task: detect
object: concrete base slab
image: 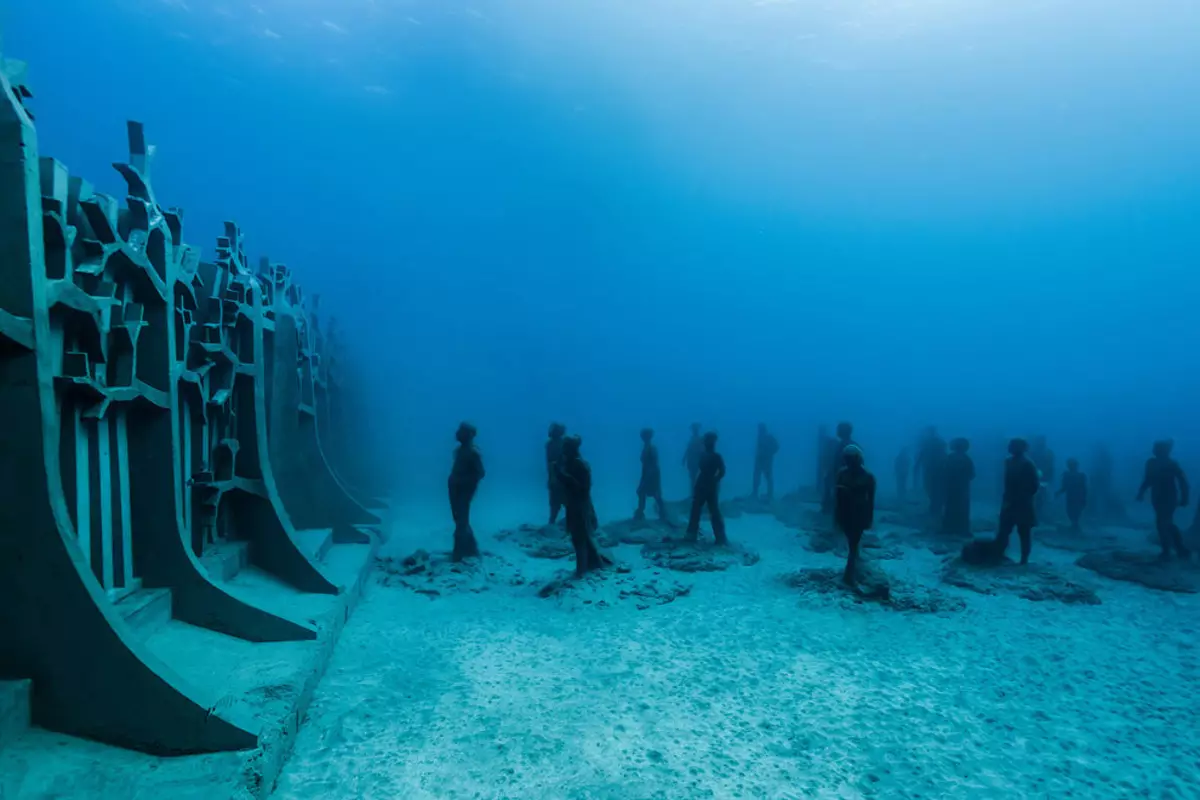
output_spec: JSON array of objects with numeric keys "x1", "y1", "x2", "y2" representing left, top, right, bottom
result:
[
  {"x1": 0, "y1": 680, "x2": 30, "y2": 749},
  {"x1": 200, "y1": 541, "x2": 251, "y2": 582},
  {"x1": 0, "y1": 540, "x2": 376, "y2": 799}
]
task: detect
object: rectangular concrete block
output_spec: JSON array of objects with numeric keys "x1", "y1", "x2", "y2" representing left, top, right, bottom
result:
[
  {"x1": 115, "y1": 588, "x2": 173, "y2": 636},
  {"x1": 200, "y1": 540, "x2": 250, "y2": 582},
  {"x1": 0, "y1": 679, "x2": 31, "y2": 748},
  {"x1": 293, "y1": 528, "x2": 333, "y2": 563}
]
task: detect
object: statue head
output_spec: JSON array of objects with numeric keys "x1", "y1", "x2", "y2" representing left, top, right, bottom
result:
[
  {"x1": 691, "y1": 422, "x2": 702, "y2": 435},
  {"x1": 1008, "y1": 437, "x2": 1029, "y2": 457},
  {"x1": 640, "y1": 427, "x2": 654, "y2": 443},
  {"x1": 758, "y1": 422, "x2": 768, "y2": 435},
  {"x1": 1153, "y1": 439, "x2": 1174, "y2": 458},
  {"x1": 548, "y1": 422, "x2": 566, "y2": 439},
  {"x1": 836, "y1": 421, "x2": 853, "y2": 440},
  {"x1": 563, "y1": 434, "x2": 583, "y2": 457},
  {"x1": 703, "y1": 431, "x2": 718, "y2": 451},
  {"x1": 842, "y1": 444, "x2": 865, "y2": 468},
  {"x1": 1066, "y1": 457, "x2": 1079, "y2": 471},
  {"x1": 950, "y1": 437, "x2": 970, "y2": 454},
  {"x1": 455, "y1": 421, "x2": 477, "y2": 445}
]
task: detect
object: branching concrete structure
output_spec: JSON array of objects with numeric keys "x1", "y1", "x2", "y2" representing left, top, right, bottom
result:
[{"x1": 0, "y1": 57, "x2": 384, "y2": 768}]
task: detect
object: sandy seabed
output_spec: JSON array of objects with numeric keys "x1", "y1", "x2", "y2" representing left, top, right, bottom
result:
[{"x1": 271, "y1": 493, "x2": 1200, "y2": 800}]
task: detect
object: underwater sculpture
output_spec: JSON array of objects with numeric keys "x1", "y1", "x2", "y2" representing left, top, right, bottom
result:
[
  {"x1": 893, "y1": 445, "x2": 911, "y2": 502},
  {"x1": 448, "y1": 422, "x2": 485, "y2": 561},
  {"x1": 546, "y1": 422, "x2": 567, "y2": 525},
  {"x1": 821, "y1": 421, "x2": 857, "y2": 513},
  {"x1": 942, "y1": 437, "x2": 975, "y2": 536},
  {"x1": 634, "y1": 427, "x2": 667, "y2": 521},
  {"x1": 556, "y1": 435, "x2": 610, "y2": 575},
  {"x1": 1030, "y1": 434, "x2": 1056, "y2": 521},
  {"x1": 0, "y1": 60, "x2": 381, "y2": 756},
  {"x1": 752, "y1": 422, "x2": 779, "y2": 501},
  {"x1": 834, "y1": 445, "x2": 877, "y2": 585},
  {"x1": 1089, "y1": 442, "x2": 1127, "y2": 523},
  {"x1": 995, "y1": 437, "x2": 1041, "y2": 565},
  {"x1": 682, "y1": 421, "x2": 703, "y2": 493},
  {"x1": 915, "y1": 426, "x2": 948, "y2": 516},
  {"x1": 1056, "y1": 458, "x2": 1088, "y2": 532},
  {"x1": 1137, "y1": 439, "x2": 1190, "y2": 560},
  {"x1": 686, "y1": 431, "x2": 728, "y2": 545}
]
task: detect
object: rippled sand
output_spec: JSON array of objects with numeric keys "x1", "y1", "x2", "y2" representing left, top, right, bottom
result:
[{"x1": 272, "y1": 494, "x2": 1200, "y2": 800}]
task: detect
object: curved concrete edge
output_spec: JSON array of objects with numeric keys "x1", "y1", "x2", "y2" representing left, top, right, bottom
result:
[{"x1": 242, "y1": 284, "x2": 337, "y2": 595}]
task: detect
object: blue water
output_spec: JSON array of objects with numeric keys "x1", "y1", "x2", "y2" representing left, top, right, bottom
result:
[{"x1": 8, "y1": 0, "x2": 1200, "y2": 501}]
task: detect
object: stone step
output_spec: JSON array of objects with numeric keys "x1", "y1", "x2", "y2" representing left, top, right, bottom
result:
[
  {"x1": 114, "y1": 587, "x2": 173, "y2": 636},
  {"x1": 0, "y1": 679, "x2": 31, "y2": 749},
  {"x1": 200, "y1": 540, "x2": 250, "y2": 582},
  {"x1": 293, "y1": 528, "x2": 334, "y2": 563}
]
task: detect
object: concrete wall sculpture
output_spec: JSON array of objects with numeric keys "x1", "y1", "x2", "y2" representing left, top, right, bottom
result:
[{"x1": 0, "y1": 60, "x2": 382, "y2": 755}]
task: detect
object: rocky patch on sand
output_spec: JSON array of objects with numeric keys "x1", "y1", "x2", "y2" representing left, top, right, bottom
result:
[
  {"x1": 376, "y1": 549, "x2": 527, "y2": 597},
  {"x1": 537, "y1": 564, "x2": 692, "y2": 611},
  {"x1": 941, "y1": 557, "x2": 1101, "y2": 605},
  {"x1": 639, "y1": 538, "x2": 761, "y2": 573},
  {"x1": 1036, "y1": 526, "x2": 1122, "y2": 554},
  {"x1": 1076, "y1": 550, "x2": 1200, "y2": 594},
  {"x1": 597, "y1": 517, "x2": 679, "y2": 547},
  {"x1": 782, "y1": 563, "x2": 964, "y2": 613},
  {"x1": 494, "y1": 522, "x2": 576, "y2": 560}
]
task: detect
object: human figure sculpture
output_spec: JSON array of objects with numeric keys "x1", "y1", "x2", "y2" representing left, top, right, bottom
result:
[
  {"x1": 942, "y1": 437, "x2": 975, "y2": 537},
  {"x1": 1137, "y1": 439, "x2": 1190, "y2": 560},
  {"x1": 1056, "y1": 458, "x2": 1088, "y2": 532},
  {"x1": 1030, "y1": 434, "x2": 1056, "y2": 521},
  {"x1": 448, "y1": 422, "x2": 485, "y2": 562},
  {"x1": 915, "y1": 426, "x2": 948, "y2": 516},
  {"x1": 752, "y1": 422, "x2": 779, "y2": 501},
  {"x1": 835, "y1": 444, "x2": 876, "y2": 585},
  {"x1": 686, "y1": 431, "x2": 728, "y2": 545},
  {"x1": 556, "y1": 434, "x2": 611, "y2": 576},
  {"x1": 894, "y1": 445, "x2": 911, "y2": 502},
  {"x1": 635, "y1": 427, "x2": 667, "y2": 521},
  {"x1": 546, "y1": 422, "x2": 567, "y2": 525},
  {"x1": 822, "y1": 421, "x2": 856, "y2": 513},
  {"x1": 682, "y1": 422, "x2": 704, "y2": 493},
  {"x1": 994, "y1": 437, "x2": 1040, "y2": 565}
]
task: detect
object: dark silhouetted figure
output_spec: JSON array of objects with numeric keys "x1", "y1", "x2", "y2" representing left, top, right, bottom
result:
[
  {"x1": 682, "y1": 422, "x2": 704, "y2": 494},
  {"x1": 822, "y1": 422, "x2": 857, "y2": 513},
  {"x1": 1137, "y1": 440, "x2": 1190, "y2": 560},
  {"x1": 546, "y1": 422, "x2": 567, "y2": 525},
  {"x1": 556, "y1": 435, "x2": 611, "y2": 576},
  {"x1": 752, "y1": 423, "x2": 779, "y2": 501},
  {"x1": 1056, "y1": 458, "x2": 1088, "y2": 532},
  {"x1": 1030, "y1": 435, "x2": 1056, "y2": 520},
  {"x1": 835, "y1": 445, "x2": 876, "y2": 585},
  {"x1": 894, "y1": 445, "x2": 911, "y2": 502},
  {"x1": 915, "y1": 427, "x2": 948, "y2": 516},
  {"x1": 1090, "y1": 443, "x2": 1126, "y2": 523},
  {"x1": 448, "y1": 422, "x2": 485, "y2": 562},
  {"x1": 995, "y1": 438, "x2": 1040, "y2": 565},
  {"x1": 635, "y1": 427, "x2": 666, "y2": 521},
  {"x1": 942, "y1": 437, "x2": 975, "y2": 537},
  {"x1": 686, "y1": 431, "x2": 728, "y2": 545}
]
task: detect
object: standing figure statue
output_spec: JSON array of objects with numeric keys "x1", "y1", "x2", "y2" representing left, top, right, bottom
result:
[
  {"x1": 682, "y1": 422, "x2": 704, "y2": 494},
  {"x1": 1056, "y1": 458, "x2": 1088, "y2": 532},
  {"x1": 894, "y1": 445, "x2": 912, "y2": 503},
  {"x1": 835, "y1": 445, "x2": 876, "y2": 586},
  {"x1": 994, "y1": 437, "x2": 1040, "y2": 565},
  {"x1": 546, "y1": 422, "x2": 567, "y2": 525},
  {"x1": 752, "y1": 423, "x2": 779, "y2": 501},
  {"x1": 686, "y1": 431, "x2": 728, "y2": 545},
  {"x1": 915, "y1": 426, "x2": 948, "y2": 517},
  {"x1": 822, "y1": 422, "x2": 857, "y2": 513},
  {"x1": 1137, "y1": 439, "x2": 1190, "y2": 560},
  {"x1": 1029, "y1": 435, "x2": 1056, "y2": 522},
  {"x1": 1090, "y1": 442, "x2": 1127, "y2": 524},
  {"x1": 448, "y1": 422, "x2": 485, "y2": 562},
  {"x1": 556, "y1": 435, "x2": 611, "y2": 576},
  {"x1": 635, "y1": 427, "x2": 667, "y2": 521},
  {"x1": 942, "y1": 437, "x2": 975, "y2": 537}
]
